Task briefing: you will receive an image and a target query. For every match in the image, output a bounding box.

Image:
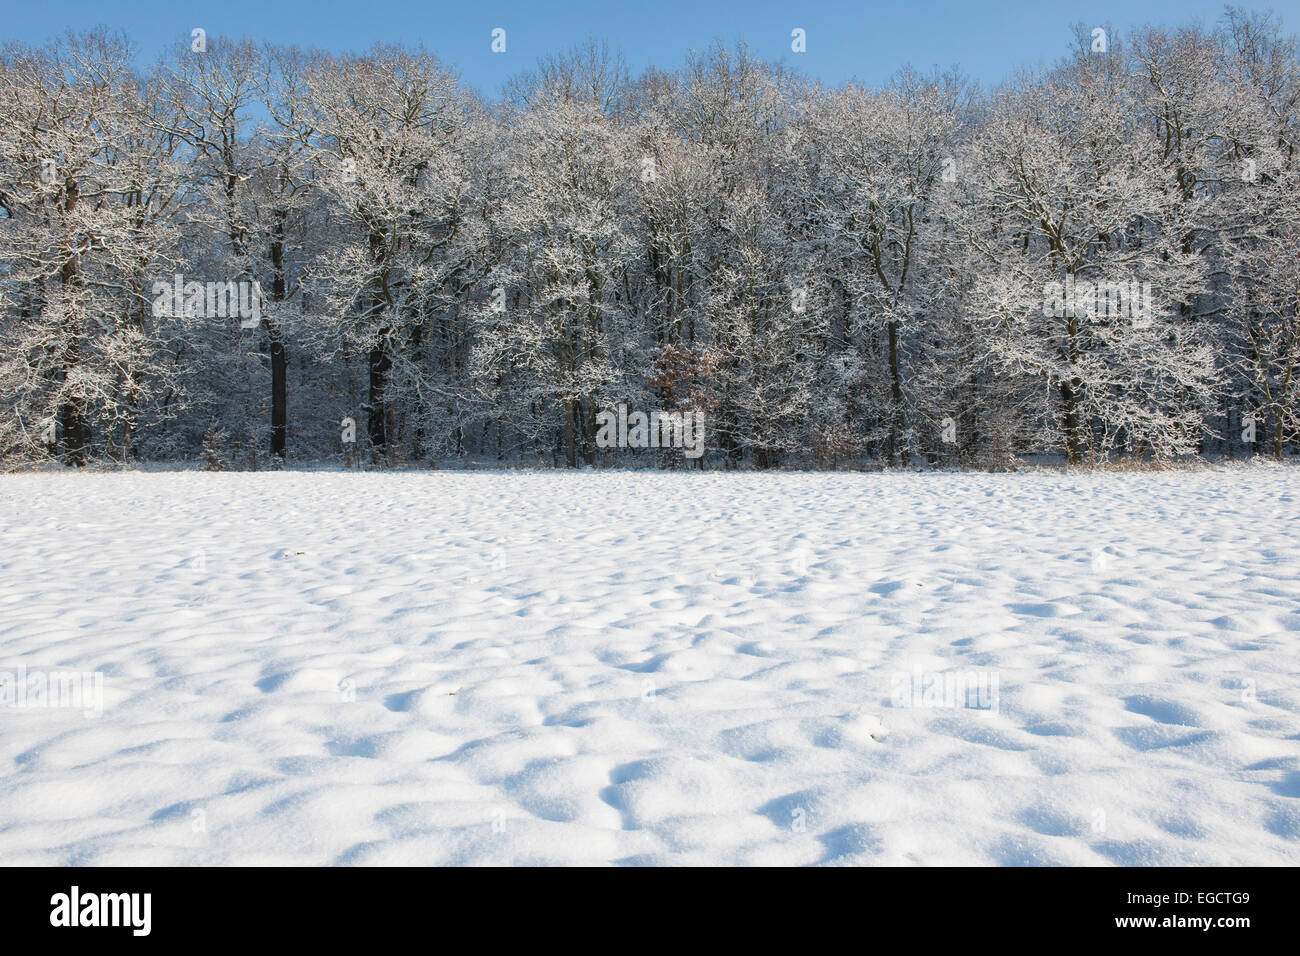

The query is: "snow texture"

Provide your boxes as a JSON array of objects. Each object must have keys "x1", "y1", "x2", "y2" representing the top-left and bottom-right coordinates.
[{"x1": 1, "y1": 467, "x2": 1297, "y2": 865}]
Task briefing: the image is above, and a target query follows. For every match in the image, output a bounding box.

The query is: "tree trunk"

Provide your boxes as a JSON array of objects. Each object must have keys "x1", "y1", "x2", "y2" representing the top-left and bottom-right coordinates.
[
  {"x1": 365, "y1": 230, "x2": 389, "y2": 463},
  {"x1": 58, "y1": 177, "x2": 87, "y2": 467},
  {"x1": 368, "y1": 339, "x2": 391, "y2": 457},
  {"x1": 269, "y1": 214, "x2": 288, "y2": 462},
  {"x1": 58, "y1": 336, "x2": 89, "y2": 468},
  {"x1": 1060, "y1": 378, "x2": 1084, "y2": 465},
  {"x1": 887, "y1": 319, "x2": 907, "y2": 466},
  {"x1": 564, "y1": 398, "x2": 578, "y2": 468},
  {"x1": 270, "y1": 324, "x2": 287, "y2": 461},
  {"x1": 1060, "y1": 311, "x2": 1084, "y2": 465}
]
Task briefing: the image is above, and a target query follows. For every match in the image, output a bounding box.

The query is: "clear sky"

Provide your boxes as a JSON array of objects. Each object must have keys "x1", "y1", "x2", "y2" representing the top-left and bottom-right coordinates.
[{"x1": 3, "y1": 0, "x2": 1295, "y2": 96}]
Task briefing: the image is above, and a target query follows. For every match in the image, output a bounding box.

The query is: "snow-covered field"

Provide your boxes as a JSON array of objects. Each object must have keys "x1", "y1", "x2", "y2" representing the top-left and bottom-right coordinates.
[{"x1": 0, "y1": 467, "x2": 1297, "y2": 866}]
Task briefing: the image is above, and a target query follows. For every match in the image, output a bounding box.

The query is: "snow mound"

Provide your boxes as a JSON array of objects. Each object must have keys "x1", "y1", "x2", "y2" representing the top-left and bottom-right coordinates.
[{"x1": 0, "y1": 468, "x2": 1296, "y2": 865}]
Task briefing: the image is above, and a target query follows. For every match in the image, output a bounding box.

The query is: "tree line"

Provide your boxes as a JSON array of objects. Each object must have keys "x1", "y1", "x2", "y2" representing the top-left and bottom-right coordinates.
[{"x1": 1, "y1": 9, "x2": 1297, "y2": 470}]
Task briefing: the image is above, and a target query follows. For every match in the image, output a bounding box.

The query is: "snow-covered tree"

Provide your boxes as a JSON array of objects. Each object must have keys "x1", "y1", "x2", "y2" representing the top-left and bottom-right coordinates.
[
  {"x1": 0, "y1": 31, "x2": 187, "y2": 465},
  {"x1": 946, "y1": 42, "x2": 1218, "y2": 462},
  {"x1": 303, "y1": 47, "x2": 481, "y2": 461},
  {"x1": 3, "y1": 12, "x2": 1299, "y2": 469}
]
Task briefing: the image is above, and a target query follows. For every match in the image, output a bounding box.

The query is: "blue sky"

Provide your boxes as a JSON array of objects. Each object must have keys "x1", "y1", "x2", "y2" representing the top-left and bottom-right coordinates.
[{"x1": 4, "y1": 0, "x2": 1294, "y2": 96}]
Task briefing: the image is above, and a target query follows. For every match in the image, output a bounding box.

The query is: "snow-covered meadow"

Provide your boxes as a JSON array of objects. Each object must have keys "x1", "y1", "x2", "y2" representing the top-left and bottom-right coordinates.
[{"x1": 0, "y1": 467, "x2": 1297, "y2": 866}]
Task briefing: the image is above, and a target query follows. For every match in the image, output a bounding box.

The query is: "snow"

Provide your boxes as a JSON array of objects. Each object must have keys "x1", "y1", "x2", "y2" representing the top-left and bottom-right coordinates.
[{"x1": 0, "y1": 466, "x2": 1297, "y2": 866}]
